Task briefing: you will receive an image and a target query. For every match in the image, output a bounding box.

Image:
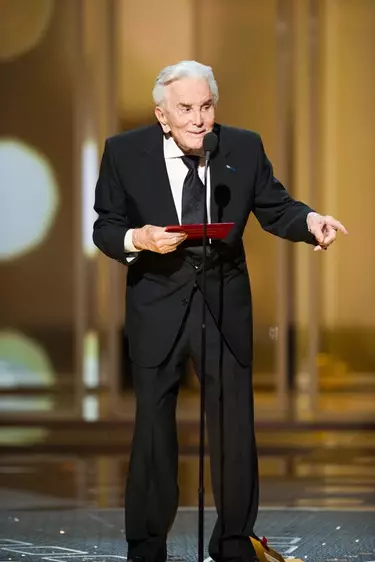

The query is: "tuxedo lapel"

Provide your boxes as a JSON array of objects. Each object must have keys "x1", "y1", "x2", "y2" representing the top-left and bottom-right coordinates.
[{"x1": 139, "y1": 125, "x2": 179, "y2": 226}]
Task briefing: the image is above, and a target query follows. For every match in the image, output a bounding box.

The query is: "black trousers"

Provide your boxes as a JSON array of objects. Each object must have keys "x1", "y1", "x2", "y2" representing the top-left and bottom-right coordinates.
[{"x1": 125, "y1": 286, "x2": 259, "y2": 562}]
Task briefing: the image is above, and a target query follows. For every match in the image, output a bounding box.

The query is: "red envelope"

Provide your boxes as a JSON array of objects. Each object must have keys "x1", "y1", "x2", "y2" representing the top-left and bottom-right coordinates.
[{"x1": 165, "y1": 222, "x2": 234, "y2": 240}]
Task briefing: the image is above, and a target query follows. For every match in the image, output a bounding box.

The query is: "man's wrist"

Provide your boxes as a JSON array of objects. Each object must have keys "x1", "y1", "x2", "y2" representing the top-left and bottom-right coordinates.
[
  {"x1": 132, "y1": 228, "x2": 144, "y2": 251},
  {"x1": 124, "y1": 229, "x2": 142, "y2": 253}
]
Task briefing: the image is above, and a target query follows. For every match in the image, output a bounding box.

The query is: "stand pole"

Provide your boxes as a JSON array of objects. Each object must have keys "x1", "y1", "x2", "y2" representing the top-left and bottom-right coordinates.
[{"x1": 198, "y1": 150, "x2": 210, "y2": 562}]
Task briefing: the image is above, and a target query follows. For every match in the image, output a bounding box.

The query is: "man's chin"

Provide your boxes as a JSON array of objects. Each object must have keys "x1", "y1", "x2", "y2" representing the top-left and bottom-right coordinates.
[
  {"x1": 174, "y1": 135, "x2": 205, "y2": 155},
  {"x1": 184, "y1": 138, "x2": 204, "y2": 153}
]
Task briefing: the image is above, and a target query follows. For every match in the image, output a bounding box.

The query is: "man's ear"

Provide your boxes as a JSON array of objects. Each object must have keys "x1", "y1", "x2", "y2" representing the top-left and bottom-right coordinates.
[{"x1": 155, "y1": 106, "x2": 170, "y2": 133}]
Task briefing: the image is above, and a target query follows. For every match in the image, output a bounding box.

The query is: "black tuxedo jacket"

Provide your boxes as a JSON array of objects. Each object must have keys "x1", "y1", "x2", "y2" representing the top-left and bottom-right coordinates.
[{"x1": 93, "y1": 123, "x2": 316, "y2": 368}]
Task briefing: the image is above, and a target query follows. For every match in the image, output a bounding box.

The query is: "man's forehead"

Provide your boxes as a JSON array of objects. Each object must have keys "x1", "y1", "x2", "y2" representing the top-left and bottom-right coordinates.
[{"x1": 166, "y1": 77, "x2": 212, "y2": 104}]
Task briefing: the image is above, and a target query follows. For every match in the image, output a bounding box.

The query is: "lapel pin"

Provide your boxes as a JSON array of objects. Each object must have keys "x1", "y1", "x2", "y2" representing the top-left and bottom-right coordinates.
[{"x1": 226, "y1": 164, "x2": 236, "y2": 172}]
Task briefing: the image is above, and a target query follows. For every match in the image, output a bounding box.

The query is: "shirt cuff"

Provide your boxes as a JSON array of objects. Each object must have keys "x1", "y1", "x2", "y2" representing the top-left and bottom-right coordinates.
[
  {"x1": 124, "y1": 229, "x2": 141, "y2": 253},
  {"x1": 306, "y1": 211, "x2": 318, "y2": 231}
]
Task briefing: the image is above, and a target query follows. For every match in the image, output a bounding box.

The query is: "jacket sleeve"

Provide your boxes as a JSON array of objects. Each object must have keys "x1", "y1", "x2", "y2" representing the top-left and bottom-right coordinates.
[
  {"x1": 252, "y1": 135, "x2": 317, "y2": 245},
  {"x1": 93, "y1": 138, "x2": 138, "y2": 265}
]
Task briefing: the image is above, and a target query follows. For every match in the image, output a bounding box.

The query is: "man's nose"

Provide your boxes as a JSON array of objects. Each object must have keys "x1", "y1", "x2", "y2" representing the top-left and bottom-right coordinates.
[{"x1": 192, "y1": 110, "x2": 203, "y2": 126}]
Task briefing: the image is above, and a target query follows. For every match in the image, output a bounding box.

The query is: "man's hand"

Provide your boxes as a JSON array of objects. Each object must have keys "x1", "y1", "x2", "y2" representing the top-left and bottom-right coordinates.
[
  {"x1": 132, "y1": 225, "x2": 188, "y2": 254},
  {"x1": 307, "y1": 212, "x2": 348, "y2": 252}
]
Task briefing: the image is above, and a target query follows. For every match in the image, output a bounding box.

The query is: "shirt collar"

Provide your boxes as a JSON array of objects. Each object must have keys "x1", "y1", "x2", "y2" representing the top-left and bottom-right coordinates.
[
  {"x1": 163, "y1": 134, "x2": 185, "y2": 159},
  {"x1": 163, "y1": 134, "x2": 206, "y2": 166}
]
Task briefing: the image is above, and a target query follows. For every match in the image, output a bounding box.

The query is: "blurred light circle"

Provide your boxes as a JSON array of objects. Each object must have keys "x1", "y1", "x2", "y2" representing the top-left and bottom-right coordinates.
[
  {"x1": 0, "y1": 139, "x2": 59, "y2": 261},
  {"x1": 0, "y1": 330, "x2": 54, "y2": 416},
  {"x1": 0, "y1": 0, "x2": 54, "y2": 61},
  {"x1": 0, "y1": 330, "x2": 54, "y2": 389},
  {"x1": 0, "y1": 331, "x2": 53, "y2": 443}
]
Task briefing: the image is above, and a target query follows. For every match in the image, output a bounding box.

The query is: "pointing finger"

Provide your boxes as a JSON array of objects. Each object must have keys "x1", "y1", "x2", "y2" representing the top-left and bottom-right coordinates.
[{"x1": 325, "y1": 217, "x2": 348, "y2": 235}]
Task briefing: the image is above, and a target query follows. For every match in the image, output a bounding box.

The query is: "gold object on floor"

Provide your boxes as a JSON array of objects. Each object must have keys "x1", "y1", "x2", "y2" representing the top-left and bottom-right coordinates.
[{"x1": 250, "y1": 536, "x2": 304, "y2": 562}]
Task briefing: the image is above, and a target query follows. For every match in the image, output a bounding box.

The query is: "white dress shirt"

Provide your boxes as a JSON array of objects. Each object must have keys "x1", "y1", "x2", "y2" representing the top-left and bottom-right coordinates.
[{"x1": 124, "y1": 134, "x2": 211, "y2": 252}]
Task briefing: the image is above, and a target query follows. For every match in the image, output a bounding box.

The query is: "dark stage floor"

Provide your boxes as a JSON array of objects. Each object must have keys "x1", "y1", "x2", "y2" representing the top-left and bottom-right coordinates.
[
  {"x1": 1, "y1": 386, "x2": 375, "y2": 562},
  {"x1": 0, "y1": 507, "x2": 374, "y2": 562}
]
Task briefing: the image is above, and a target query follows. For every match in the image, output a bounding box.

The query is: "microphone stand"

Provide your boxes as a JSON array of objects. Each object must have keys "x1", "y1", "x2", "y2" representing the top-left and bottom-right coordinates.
[{"x1": 198, "y1": 147, "x2": 211, "y2": 562}]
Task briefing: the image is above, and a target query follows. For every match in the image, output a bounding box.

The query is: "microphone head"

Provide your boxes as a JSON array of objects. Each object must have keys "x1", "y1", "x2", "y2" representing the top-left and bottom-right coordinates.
[{"x1": 203, "y1": 131, "x2": 218, "y2": 153}]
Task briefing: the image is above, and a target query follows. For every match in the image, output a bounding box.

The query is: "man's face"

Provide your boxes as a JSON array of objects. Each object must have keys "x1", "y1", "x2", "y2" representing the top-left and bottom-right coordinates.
[{"x1": 155, "y1": 77, "x2": 215, "y2": 153}]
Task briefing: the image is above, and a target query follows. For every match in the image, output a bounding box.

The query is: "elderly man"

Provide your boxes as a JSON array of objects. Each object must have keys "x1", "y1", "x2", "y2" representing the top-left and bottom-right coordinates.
[{"x1": 93, "y1": 61, "x2": 347, "y2": 562}]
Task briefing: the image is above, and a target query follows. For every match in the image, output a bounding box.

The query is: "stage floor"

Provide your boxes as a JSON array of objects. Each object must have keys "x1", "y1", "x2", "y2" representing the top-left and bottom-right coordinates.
[{"x1": 0, "y1": 506, "x2": 374, "y2": 562}]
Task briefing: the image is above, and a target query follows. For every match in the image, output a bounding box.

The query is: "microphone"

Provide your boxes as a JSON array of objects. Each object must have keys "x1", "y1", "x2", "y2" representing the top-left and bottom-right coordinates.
[{"x1": 203, "y1": 131, "x2": 218, "y2": 163}]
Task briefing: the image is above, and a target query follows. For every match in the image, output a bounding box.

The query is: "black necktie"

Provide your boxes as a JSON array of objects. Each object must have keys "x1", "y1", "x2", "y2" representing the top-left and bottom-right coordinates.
[{"x1": 181, "y1": 155, "x2": 205, "y2": 225}]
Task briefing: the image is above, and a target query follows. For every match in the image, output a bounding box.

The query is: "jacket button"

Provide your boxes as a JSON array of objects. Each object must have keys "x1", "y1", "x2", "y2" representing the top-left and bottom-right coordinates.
[{"x1": 182, "y1": 298, "x2": 188, "y2": 306}]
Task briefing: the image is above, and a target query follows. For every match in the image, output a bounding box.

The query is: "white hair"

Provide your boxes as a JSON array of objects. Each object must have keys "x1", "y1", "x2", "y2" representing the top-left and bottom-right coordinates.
[{"x1": 152, "y1": 60, "x2": 219, "y2": 106}]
